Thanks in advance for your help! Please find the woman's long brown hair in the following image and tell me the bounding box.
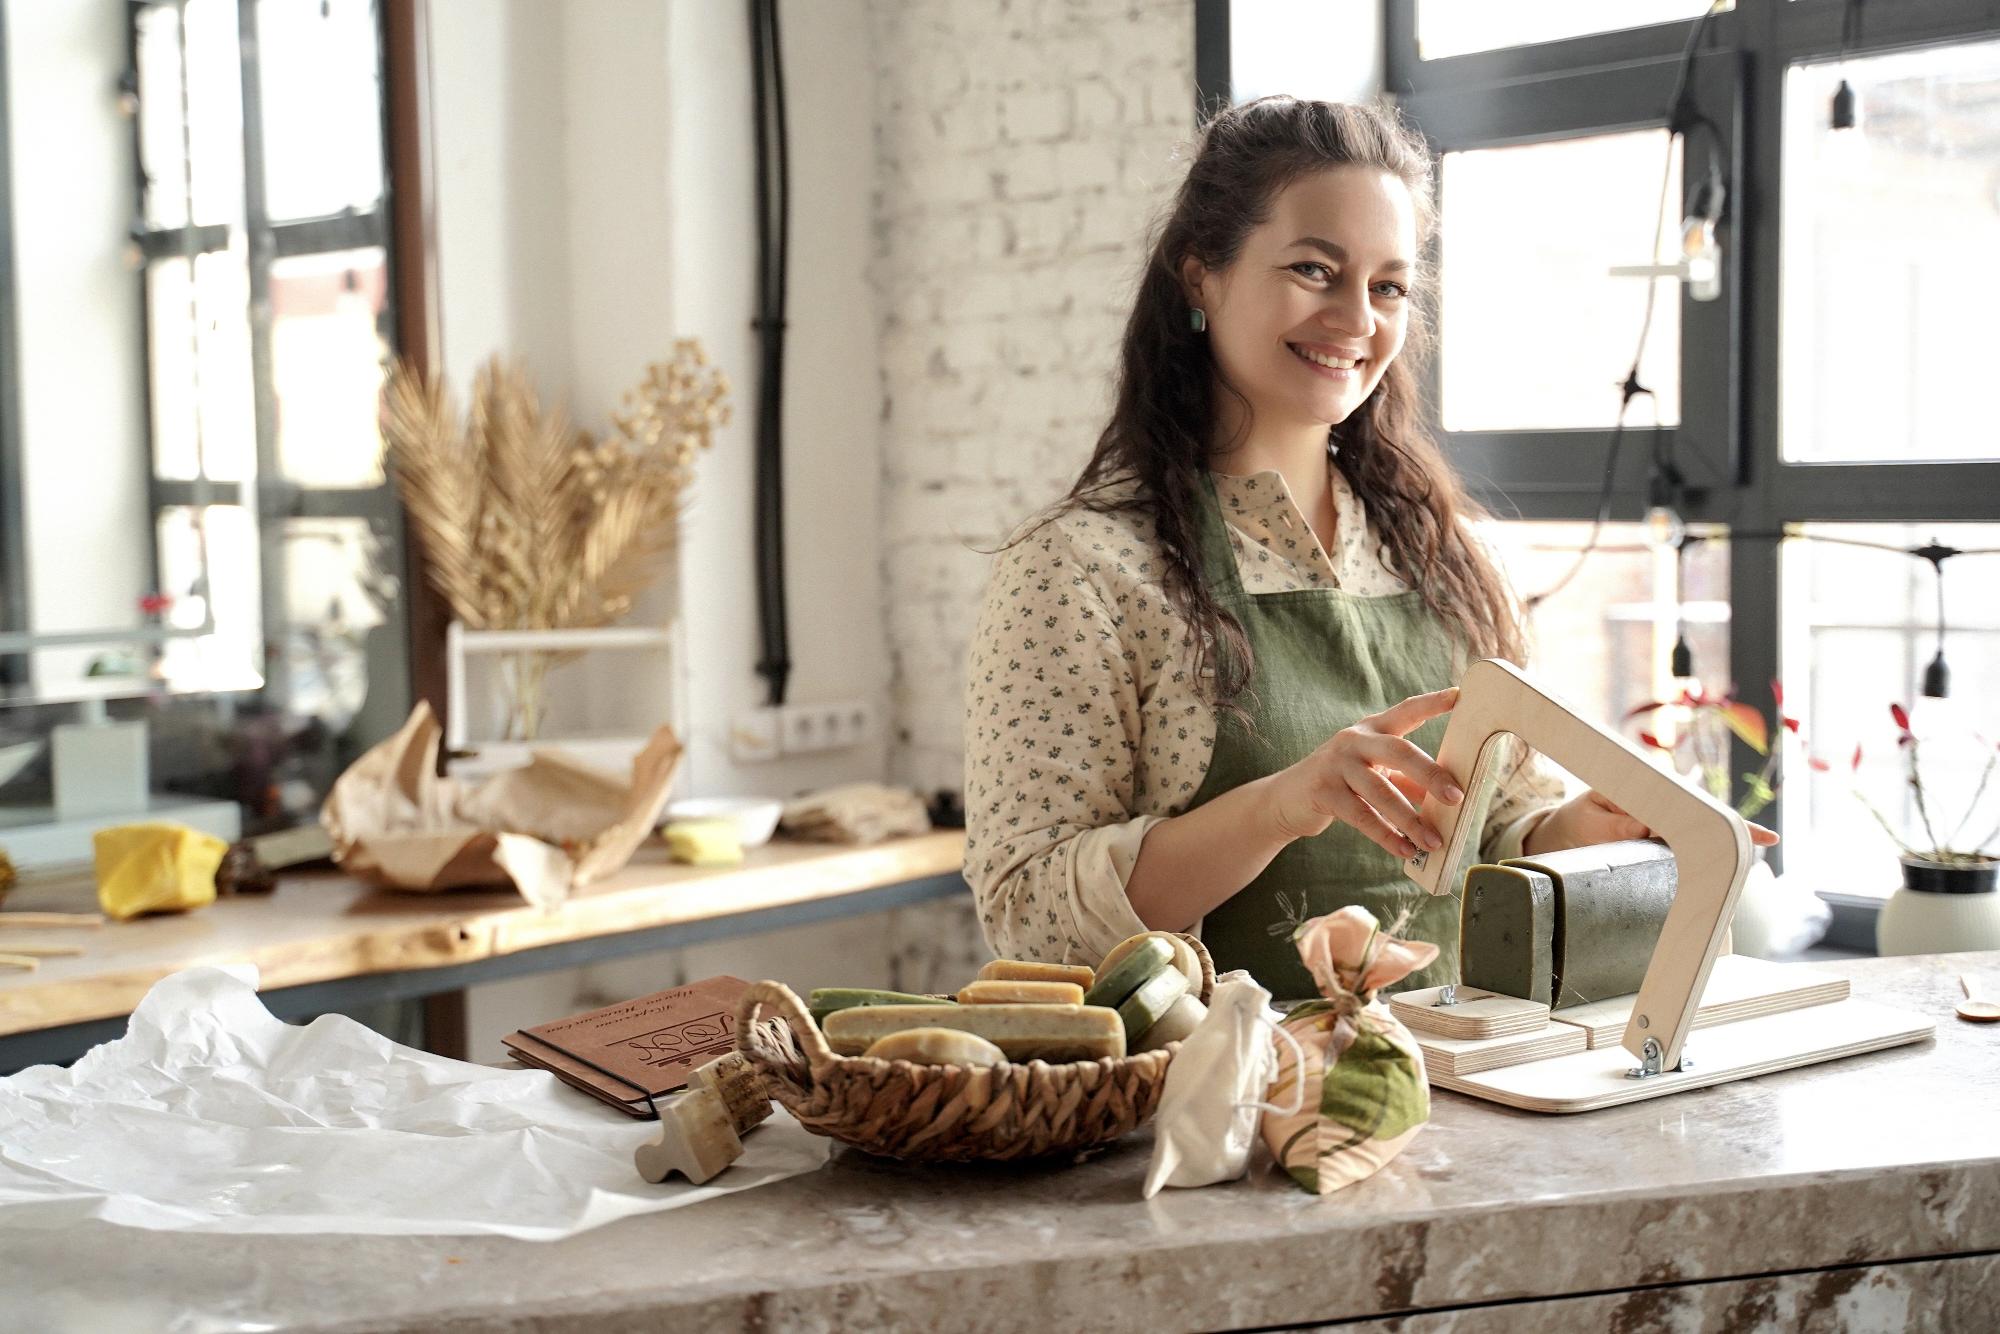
[1052,96,1525,709]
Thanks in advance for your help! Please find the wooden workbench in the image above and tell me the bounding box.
[0,829,968,1071]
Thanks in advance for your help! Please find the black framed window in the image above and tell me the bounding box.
[130,0,407,774]
[1210,0,2000,899]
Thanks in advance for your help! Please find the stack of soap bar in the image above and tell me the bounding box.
[807,987,945,1025]
[634,1086,741,1185]
[1460,840,1677,1009]
[977,959,1095,988]
[822,1002,1125,1062]
[955,979,1084,1005]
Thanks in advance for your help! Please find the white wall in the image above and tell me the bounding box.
[428,0,924,1054]
[6,0,150,687]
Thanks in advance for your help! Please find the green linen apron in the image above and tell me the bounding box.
[1189,471,1464,1001]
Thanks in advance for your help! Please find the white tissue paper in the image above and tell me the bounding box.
[0,965,828,1239]
[1144,970,1287,1197]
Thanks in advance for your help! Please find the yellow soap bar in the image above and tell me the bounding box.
[663,818,743,866]
[92,822,227,922]
[823,1002,1126,1063]
[955,979,1085,1006]
[977,959,1095,988]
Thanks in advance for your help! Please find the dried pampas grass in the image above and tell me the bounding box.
[380,342,729,737]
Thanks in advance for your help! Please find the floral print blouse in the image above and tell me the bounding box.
[961,461,1567,965]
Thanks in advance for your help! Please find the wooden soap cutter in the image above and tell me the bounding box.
[1400,659,1934,1113]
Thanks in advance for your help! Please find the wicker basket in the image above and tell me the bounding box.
[732,935,1216,1162]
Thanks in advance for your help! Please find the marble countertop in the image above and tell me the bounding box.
[5,952,1995,1332]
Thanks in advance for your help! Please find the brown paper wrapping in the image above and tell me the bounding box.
[320,703,682,908]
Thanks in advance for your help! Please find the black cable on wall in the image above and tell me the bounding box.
[748,0,792,708]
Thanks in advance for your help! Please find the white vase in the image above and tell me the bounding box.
[1876,857,2000,956]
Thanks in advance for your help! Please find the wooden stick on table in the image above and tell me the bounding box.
[0,912,106,929]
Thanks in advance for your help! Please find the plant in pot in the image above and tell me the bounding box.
[1853,703,2000,955]
[1626,681,1831,956]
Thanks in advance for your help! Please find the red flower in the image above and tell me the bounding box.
[1851,742,1864,772]
[1808,756,1831,772]
[1638,731,1669,752]
[1890,702,1912,733]
[1783,716,1801,734]
[1770,678,1784,710]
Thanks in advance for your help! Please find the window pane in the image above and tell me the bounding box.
[279,517,391,734]
[1417,0,1728,61]
[257,0,386,221]
[1440,132,1682,432]
[137,0,244,231]
[1781,41,2000,463]
[1780,523,2000,897]
[271,249,390,487]
[157,504,264,693]
[148,251,258,482]
[1476,520,1730,754]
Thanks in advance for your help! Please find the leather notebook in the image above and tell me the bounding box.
[503,975,751,1118]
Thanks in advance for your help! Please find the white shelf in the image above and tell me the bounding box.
[448,625,676,653]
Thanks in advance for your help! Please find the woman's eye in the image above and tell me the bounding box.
[1292,262,1332,281]
[1372,281,1410,300]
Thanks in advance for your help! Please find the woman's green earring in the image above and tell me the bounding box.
[1189,308,1207,333]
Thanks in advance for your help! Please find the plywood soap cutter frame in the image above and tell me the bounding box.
[1399,659,1933,1113]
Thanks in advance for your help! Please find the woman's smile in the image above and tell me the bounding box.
[1287,341,1366,381]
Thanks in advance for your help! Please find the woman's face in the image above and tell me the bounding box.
[1183,165,1418,435]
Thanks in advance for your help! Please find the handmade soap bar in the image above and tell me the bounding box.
[633,1086,741,1185]
[1085,936,1176,1009]
[806,987,945,1024]
[822,1002,1126,1062]
[955,979,1085,1006]
[663,819,743,866]
[1136,992,1206,1053]
[1459,864,1557,1005]
[1117,963,1191,1042]
[863,1027,1007,1066]
[92,822,228,922]
[1512,839,1677,1010]
[978,959,1095,988]
[690,1051,771,1137]
[1097,931,1202,991]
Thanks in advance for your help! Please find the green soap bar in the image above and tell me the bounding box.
[1116,962,1191,1042]
[1459,863,1556,1005]
[1508,840,1677,1010]
[807,988,947,1025]
[1083,936,1174,1010]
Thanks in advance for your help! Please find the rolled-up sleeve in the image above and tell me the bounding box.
[962,523,1161,964]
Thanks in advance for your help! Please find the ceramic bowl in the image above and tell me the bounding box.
[660,795,784,848]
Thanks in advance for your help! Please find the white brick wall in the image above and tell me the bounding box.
[867,0,1195,799]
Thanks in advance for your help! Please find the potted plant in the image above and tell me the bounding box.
[1626,682,1831,956]
[1853,703,2000,955]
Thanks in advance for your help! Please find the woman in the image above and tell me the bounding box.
[962,98,1768,998]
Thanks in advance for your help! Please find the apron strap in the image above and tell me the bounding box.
[1194,472,1246,601]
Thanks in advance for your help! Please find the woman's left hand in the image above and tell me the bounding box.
[1523,788,1779,856]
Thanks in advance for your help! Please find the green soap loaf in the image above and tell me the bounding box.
[1116,963,1191,1043]
[807,988,947,1025]
[1510,839,1677,1010]
[1459,863,1557,1005]
[1083,936,1175,1010]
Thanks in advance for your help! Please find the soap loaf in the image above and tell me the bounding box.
[1116,965,1190,1042]
[1512,840,1676,1009]
[1097,931,1202,992]
[1084,936,1175,1009]
[977,959,1095,988]
[822,1002,1126,1062]
[806,987,945,1024]
[1459,864,1558,1005]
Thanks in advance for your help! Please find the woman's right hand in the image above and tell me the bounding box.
[1259,688,1466,859]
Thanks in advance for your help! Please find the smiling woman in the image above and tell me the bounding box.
[961,98,1689,1000]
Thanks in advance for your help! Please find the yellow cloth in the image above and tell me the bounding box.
[93,822,228,921]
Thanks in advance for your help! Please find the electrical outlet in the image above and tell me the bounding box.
[733,700,873,759]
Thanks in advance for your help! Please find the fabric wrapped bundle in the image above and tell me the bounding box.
[1260,905,1436,1195]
